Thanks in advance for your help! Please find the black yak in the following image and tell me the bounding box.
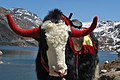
[5,9,99,80]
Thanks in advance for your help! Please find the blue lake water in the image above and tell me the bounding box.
[0,46,118,80]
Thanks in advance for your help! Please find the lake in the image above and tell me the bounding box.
[0,46,118,80]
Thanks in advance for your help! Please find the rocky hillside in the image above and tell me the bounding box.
[83,21,120,53]
[99,57,120,80]
[0,7,42,47]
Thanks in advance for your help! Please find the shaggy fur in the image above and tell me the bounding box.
[43,9,63,23]
[42,20,70,76]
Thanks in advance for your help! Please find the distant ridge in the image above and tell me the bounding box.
[0,6,119,53]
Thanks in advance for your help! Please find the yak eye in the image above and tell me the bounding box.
[46,20,52,23]
[55,20,59,23]
[43,20,52,25]
[48,21,52,23]
[51,19,63,24]
[58,20,63,23]
[55,20,63,24]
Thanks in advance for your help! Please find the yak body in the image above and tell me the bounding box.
[36,30,99,80]
[5,9,99,80]
[35,9,99,80]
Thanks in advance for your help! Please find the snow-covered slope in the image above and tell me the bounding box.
[9,8,42,28]
[83,21,120,53]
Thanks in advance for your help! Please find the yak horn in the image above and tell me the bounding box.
[70,16,98,38]
[6,14,40,38]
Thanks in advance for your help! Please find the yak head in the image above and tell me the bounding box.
[5,9,98,77]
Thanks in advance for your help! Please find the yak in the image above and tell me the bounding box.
[5,9,99,80]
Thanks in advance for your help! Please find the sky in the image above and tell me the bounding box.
[0,0,120,22]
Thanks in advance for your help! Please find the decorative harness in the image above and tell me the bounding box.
[69,34,96,66]
[39,16,97,78]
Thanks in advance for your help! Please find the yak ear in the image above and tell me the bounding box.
[70,16,98,38]
[6,14,40,38]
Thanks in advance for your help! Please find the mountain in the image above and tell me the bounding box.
[9,8,42,28]
[0,6,119,53]
[83,21,120,53]
[0,7,42,47]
